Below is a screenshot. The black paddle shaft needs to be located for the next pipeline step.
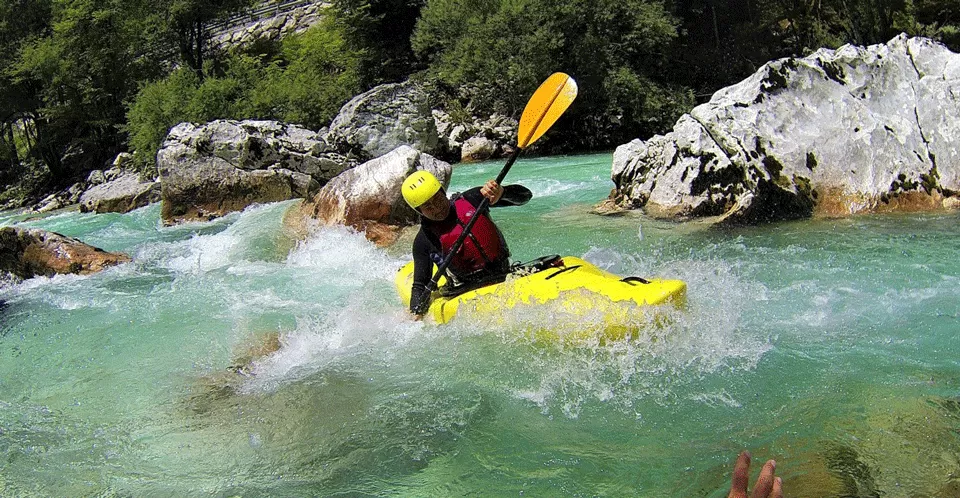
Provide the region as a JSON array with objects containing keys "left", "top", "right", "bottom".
[{"left": 425, "top": 147, "right": 522, "bottom": 293}]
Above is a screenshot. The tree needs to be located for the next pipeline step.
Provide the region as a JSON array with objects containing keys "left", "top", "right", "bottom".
[
  {"left": 667, "top": 0, "right": 958, "bottom": 103},
  {"left": 248, "top": 16, "right": 362, "bottom": 127},
  {"left": 329, "top": 0, "right": 426, "bottom": 86},
  {"left": 412, "top": 0, "right": 694, "bottom": 150},
  {"left": 8, "top": 0, "right": 169, "bottom": 185},
  {"left": 164, "top": 0, "right": 254, "bottom": 79},
  {"left": 127, "top": 18, "right": 363, "bottom": 166},
  {"left": 0, "top": 0, "right": 52, "bottom": 185},
  {"left": 908, "top": 0, "right": 960, "bottom": 51}
]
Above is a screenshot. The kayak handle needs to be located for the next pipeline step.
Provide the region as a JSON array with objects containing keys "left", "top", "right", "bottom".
[{"left": 545, "top": 265, "right": 581, "bottom": 280}]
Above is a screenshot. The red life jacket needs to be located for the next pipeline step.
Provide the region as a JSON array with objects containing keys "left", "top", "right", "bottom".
[{"left": 436, "top": 196, "right": 507, "bottom": 274}]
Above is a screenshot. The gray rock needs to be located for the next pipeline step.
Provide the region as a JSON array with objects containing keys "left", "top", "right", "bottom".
[
  {"left": 611, "top": 35, "right": 960, "bottom": 223},
  {"left": 433, "top": 109, "right": 517, "bottom": 161},
  {"left": 326, "top": 81, "right": 441, "bottom": 160},
  {"left": 33, "top": 194, "right": 64, "bottom": 214},
  {"left": 79, "top": 173, "right": 161, "bottom": 214},
  {"left": 66, "top": 182, "right": 86, "bottom": 204},
  {"left": 112, "top": 152, "right": 134, "bottom": 169},
  {"left": 209, "top": 1, "right": 328, "bottom": 52},
  {"left": 86, "top": 169, "right": 107, "bottom": 187},
  {"left": 461, "top": 136, "right": 497, "bottom": 162},
  {"left": 157, "top": 120, "right": 352, "bottom": 225}
]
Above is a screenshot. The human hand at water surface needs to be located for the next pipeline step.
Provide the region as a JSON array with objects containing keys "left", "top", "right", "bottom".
[{"left": 728, "top": 450, "right": 782, "bottom": 498}]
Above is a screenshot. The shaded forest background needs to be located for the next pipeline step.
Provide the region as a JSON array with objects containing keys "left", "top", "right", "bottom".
[{"left": 1, "top": 0, "right": 957, "bottom": 206}]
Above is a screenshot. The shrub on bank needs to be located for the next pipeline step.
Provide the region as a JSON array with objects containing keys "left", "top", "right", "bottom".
[{"left": 126, "top": 18, "right": 361, "bottom": 169}]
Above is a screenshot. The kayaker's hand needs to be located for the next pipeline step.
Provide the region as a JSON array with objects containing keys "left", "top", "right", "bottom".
[
  {"left": 410, "top": 312, "right": 424, "bottom": 321},
  {"left": 481, "top": 180, "right": 503, "bottom": 205},
  {"left": 728, "top": 451, "right": 782, "bottom": 498}
]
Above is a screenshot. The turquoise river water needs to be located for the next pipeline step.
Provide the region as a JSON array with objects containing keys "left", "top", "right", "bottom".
[{"left": 1, "top": 152, "right": 959, "bottom": 497}]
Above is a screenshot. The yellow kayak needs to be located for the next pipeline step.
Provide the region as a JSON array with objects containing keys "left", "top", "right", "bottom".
[{"left": 395, "top": 255, "right": 687, "bottom": 342}]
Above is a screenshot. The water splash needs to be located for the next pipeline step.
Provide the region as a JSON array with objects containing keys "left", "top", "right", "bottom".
[
  {"left": 236, "top": 225, "right": 417, "bottom": 392},
  {"left": 406, "top": 250, "right": 775, "bottom": 419}
]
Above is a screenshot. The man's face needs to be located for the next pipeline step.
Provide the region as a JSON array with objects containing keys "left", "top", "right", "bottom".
[{"left": 418, "top": 190, "right": 450, "bottom": 221}]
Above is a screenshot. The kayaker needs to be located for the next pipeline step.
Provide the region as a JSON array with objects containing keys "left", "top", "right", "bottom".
[{"left": 401, "top": 170, "right": 531, "bottom": 318}]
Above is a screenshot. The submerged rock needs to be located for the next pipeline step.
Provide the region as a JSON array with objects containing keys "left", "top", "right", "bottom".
[
  {"left": 0, "top": 227, "right": 131, "bottom": 280},
  {"left": 611, "top": 35, "right": 960, "bottom": 224},
  {"left": 187, "top": 331, "right": 283, "bottom": 415},
  {"left": 290, "top": 145, "right": 451, "bottom": 246},
  {"left": 157, "top": 120, "right": 355, "bottom": 225}
]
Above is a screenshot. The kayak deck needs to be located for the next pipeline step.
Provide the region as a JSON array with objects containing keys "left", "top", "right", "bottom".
[{"left": 395, "top": 255, "right": 687, "bottom": 341}]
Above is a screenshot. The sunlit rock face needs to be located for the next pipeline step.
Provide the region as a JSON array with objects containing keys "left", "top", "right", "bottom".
[
  {"left": 290, "top": 145, "right": 451, "bottom": 247},
  {"left": 157, "top": 120, "right": 353, "bottom": 225},
  {"left": 0, "top": 227, "right": 131, "bottom": 280},
  {"left": 611, "top": 35, "right": 960, "bottom": 224},
  {"left": 325, "top": 81, "right": 441, "bottom": 161},
  {"left": 79, "top": 170, "right": 160, "bottom": 214}
]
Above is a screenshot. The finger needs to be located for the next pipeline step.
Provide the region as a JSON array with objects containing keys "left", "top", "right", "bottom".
[
  {"left": 728, "top": 451, "right": 751, "bottom": 498},
  {"left": 750, "top": 460, "right": 776, "bottom": 498},
  {"left": 770, "top": 477, "right": 783, "bottom": 498}
]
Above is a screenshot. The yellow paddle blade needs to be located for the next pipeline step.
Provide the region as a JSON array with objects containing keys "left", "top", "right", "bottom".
[{"left": 517, "top": 72, "right": 578, "bottom": 149}]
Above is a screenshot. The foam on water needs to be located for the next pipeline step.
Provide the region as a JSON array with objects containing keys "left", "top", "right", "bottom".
[
  {"left": 521, "top": 178, "right": 592, "bottom": 198},
  {"left": 220, "top": 225, "right": 775, "bottom": 420},
  {"left": 226, "top": 224, "right": 420, "bottom": 392},
  {"left": 240, "top": 300, "right": 424, "bottom": 393},
  {"left": 285, "top": 224, "right": 399, "bottom": 284},
  {"left": 146, "top": 204, "right": 291, "bottom": 275},
  {"left": 4, "top": 156, "right": 959, "bottom": 496},
  {"left": 402, "top": 249, "right": 776, "bottom": 419}
]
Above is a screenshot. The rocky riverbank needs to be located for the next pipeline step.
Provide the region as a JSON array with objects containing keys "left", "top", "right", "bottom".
[
  {"left": 17, "top": 80, "right": 514, "bottom": 222},
  {"left": 606, "top": 34, "right": 960, "bottom": 224},
  {"left": 6, "top": 35, "right": 959, "bottom": 281}
]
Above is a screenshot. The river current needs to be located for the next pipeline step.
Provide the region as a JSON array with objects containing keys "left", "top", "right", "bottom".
[{"left": 1, "top": 152, "right": 958, "bottom": 496}]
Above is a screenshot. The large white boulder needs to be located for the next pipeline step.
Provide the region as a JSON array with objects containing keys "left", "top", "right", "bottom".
[{"left": 611, "top": 35, "right": 960, "bottom": 223}]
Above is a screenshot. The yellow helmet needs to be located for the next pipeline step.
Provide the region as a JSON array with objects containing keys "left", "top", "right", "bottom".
[{"left": 401, "top": 170, "right": 443, "bottom": 208}]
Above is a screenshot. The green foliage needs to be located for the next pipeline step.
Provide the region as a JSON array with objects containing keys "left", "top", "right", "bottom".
[
  {"left": 329, "top": 0, "right": 425, "bottom": 86},
  {"left": 910, "top": 0, "right": 960, "bottom": 51},
  {"left": 125, "top": 68, "right": 200, "bottom": 167},
  {"left": 2, "top": 0, "right": 960, "bottom": 201},
  {"left": 8, "top": 0, "right": 165, "bottom": 180},
  {"left": 126, "top": 18, "right": 362, "bottom": 168},
  {"left": 412, "top": 0, "right": 693, "bottom": 150},
  {"left": 250, "top": 18, "right": 362, "bottom": 126},
  {"left": 164, "top": 0, "right": 255, "bottom": 75}
]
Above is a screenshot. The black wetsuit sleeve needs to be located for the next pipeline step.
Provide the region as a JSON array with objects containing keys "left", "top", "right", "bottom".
[
  {"left": 461, "top": 184, "right": 532, "bottom": 207},
  {"left": 410, "top": 229, "right": 436, "bottom": 315}
]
